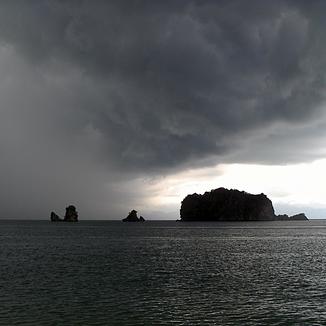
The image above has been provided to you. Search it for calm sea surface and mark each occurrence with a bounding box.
[1,220,326,325]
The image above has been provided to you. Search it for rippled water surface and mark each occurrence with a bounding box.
[2,220,326,325]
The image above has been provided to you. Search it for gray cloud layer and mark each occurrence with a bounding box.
[0,1,326,218]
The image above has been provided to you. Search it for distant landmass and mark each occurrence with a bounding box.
[122,210,145,222]
[50,205,78,222]
[180,188,308,221]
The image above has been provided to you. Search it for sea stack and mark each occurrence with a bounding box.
[50,212,62,222]
[50,205,78,222]
[180,187,308,221]
[64,205,78,222]
[122,210,145,222]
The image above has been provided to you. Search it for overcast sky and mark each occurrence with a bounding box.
[1,0,326,219]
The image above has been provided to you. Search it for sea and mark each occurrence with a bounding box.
[1,220,326,325]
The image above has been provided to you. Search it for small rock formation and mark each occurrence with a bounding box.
[50,211,62,222]
[180,187,308,221]
[122,210,145,222]
[277,213,308,221]
[64,205,78,222]
[50,205,78,222]
[289,213,308,220]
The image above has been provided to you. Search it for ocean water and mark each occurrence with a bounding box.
[1,220,326,325]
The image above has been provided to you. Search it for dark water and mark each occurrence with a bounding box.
[2,220,326,325]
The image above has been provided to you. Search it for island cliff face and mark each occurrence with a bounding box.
[180,188,308,221]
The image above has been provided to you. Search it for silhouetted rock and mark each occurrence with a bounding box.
[180,187,308,221]
[64,205,78,222]
[277,214,290,220]
[50,211,62,222]
[122,210,145,222]
[289,213,308,220]
[276,213,308,221]
[51,205,78,222]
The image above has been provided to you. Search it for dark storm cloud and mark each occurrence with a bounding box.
[0,0,326,171]
[0,0,326,218]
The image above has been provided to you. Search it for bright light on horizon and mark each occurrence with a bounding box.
[144,159,326,218]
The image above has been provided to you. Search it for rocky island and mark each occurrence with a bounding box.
[122,210,145,222]
[180,188,308,221]
[50,205,78,222]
